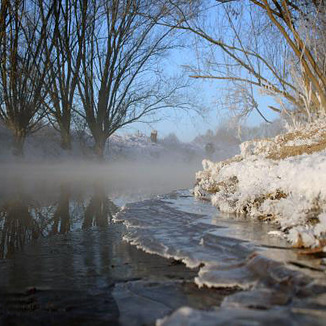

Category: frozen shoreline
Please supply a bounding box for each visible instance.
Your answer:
[114,191,326,325]
[194,119,326,252]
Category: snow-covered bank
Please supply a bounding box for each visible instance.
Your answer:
[194,119,326,251]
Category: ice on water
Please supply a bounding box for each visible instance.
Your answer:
[114,190,326,325]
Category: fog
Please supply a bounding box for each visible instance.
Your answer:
[0,119,284,205]
[0,160,203,205]
[0,124,236,204]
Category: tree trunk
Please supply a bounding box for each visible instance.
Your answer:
[94,137,106,161]
[12,131,26,157]
[60,128,72,151]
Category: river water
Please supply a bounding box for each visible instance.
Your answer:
[0,162,325,325]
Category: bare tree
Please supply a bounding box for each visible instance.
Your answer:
[163,0,326,122]
[0,0,53,156]
[0,0,54,155]
[40,0,87,150]
[76,0,189,159]
[0,0,9,45]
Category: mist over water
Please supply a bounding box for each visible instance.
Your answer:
[0,158,236,326]
[0,159,202,203]
[0,158,202,259]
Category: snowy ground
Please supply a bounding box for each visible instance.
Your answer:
[194,119,326,252]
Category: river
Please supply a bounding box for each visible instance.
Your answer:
[0,162,325,325]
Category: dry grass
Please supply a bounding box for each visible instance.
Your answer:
[298,240,326,254]
[263,127,326,160]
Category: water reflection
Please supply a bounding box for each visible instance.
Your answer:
[0,182,118,259]
[50,184,71,235]
[0,193,41,259]
[83,184,119,229]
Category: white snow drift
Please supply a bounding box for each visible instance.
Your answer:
[194,119,326,250]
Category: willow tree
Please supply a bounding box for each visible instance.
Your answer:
[0,0,53,156]
[77,0,185,159]
[40,0,87,150]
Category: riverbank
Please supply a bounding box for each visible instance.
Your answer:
[194,119,326,254]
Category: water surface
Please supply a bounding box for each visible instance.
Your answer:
[0,162,232,325]
[1,162,325,325]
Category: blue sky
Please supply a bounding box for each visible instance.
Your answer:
[121,3,280,142]
[121,48,279,142]
[123,90,278,142]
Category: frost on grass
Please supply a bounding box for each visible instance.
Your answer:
[194,119,326,251]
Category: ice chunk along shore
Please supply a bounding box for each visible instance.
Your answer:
[114,192,326,324]
[114,192,324,289]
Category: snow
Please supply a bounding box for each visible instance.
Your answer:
[285,138,319,146]
[194,119,326,249]
[112,122,326,323]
